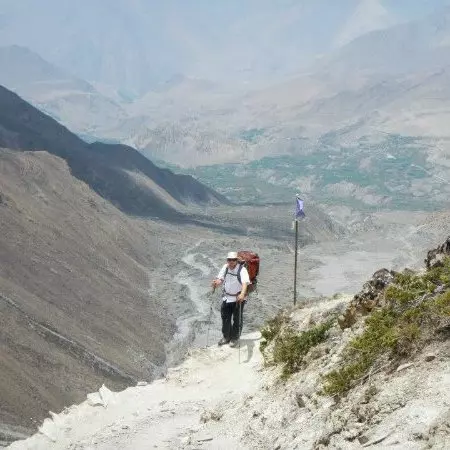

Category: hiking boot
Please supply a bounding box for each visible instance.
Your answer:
[218,337,230,346]
[229,340,239,348]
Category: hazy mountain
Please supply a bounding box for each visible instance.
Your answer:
[0,45,82,89]
[0,45,126,135]
[166,5,450,159]
[237,7,450,117]
[320,6,450,79]
[0,0,447,94]
[241,7,450,146]
[123,6,450,210]
[3,2,450,181]
[93,3,450,167]
[334,0,394,47]
[0,85,228,219]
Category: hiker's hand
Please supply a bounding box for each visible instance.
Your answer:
[237,293,245,303]
[212,279,222,288]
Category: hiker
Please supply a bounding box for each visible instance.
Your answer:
[212,251,250,347]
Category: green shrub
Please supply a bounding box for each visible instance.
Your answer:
[385,271,434,306]
[260,312,288,355]
[394,271,431,291]
[434,290,450,315]
[385,285,415,305]
[273,320,334,379]
[261,258,450,396]
[323,266,450,397]
[423,257,450,285]
[322,358,372,397]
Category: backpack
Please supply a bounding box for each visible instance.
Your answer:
[224,251,260,294]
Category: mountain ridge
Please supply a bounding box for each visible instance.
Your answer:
[0,85,229,219]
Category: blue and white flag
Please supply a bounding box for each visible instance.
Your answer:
[295,197,305,219]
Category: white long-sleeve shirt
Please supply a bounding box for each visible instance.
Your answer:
[216,263,250,303]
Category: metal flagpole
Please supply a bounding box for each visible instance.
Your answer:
[294,219,298,306]
[293,195,305,306]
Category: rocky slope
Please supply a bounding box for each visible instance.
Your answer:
[250,237,450,449]
[0,149,182,442]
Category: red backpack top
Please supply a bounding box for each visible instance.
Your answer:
[237,251,260,293]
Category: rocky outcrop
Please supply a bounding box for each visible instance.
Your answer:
[338,235,450,330]
[425,236,450,269]
[337,268,395,329]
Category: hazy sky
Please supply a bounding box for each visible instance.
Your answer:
[1,0,449,93]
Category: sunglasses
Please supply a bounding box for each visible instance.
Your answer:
[227,258,238,262]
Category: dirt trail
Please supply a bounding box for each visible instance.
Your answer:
[8,331,263,450]
[6,298,345,450]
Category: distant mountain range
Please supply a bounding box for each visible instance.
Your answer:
[2,3,450,212]
[3,3,450,161]
[110,6,450,178]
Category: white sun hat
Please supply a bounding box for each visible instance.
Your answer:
[227,251,238,259]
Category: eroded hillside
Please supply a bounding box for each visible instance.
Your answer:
[0,149,184,441]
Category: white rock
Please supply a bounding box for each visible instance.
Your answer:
[197,436,214,442]
[87,392,104,407]
[99,384,115,407]
[38,418,58,442]
[48,411,62,425]
[396,363,413,372]
[180,436,191,444]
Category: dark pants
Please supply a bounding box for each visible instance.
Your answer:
[221,301,245,341]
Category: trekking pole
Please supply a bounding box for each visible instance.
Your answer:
[205,287,216,348]
[238,300,243,364]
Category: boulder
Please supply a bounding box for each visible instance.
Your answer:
[337,306,357,330]
[338,269,395,329]
[425,237,450,269]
